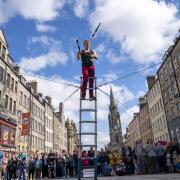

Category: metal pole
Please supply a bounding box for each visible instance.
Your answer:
[78,77,83,180]
[94,77,97,180]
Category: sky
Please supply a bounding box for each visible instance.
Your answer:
[1,0,180,148]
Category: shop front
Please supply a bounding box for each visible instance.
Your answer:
[0,113,17,154]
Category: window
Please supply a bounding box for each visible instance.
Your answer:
[177,103,180,112]
[171,129,174,140]
[5,95,8,109]
[0,41,1,53]
[9,98,12,112]
[173,56,178,70]
[24,95,27,108]
[2,46,6,60]
[176,128,180,142]
[13,101,16,114]
[32,136,34,146]
[6,73,10,87]
[160,99,163,110]
[35,137,37,147]
[35,121,37,131]
[19,92,23,105]
[32,119,34,130]
[11,78,14,91]
[0,66,4,82]
[15,81,18,93]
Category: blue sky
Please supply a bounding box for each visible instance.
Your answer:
[1,0,180,147]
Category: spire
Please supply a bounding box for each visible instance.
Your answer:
[110,85,115,105]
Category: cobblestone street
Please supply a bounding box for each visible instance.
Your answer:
[61,174,180,180]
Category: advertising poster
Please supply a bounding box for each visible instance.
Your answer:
[10,130,15,145]
[21,112,30,136]
[3,128,9,144]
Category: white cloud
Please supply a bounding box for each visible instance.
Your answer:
[0,0,65,25]
[90,0,180,64]
[23,72,135,147]
[73,0,90,18]
[20,36,68,72]
[121,106,139,134]
[36,23,56,32]
[101,72,118,82]
[105,49,127,64]
[20,51,67,72]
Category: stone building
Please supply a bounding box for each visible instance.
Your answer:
[108,87,123,152]
[157,36,180,142]
[53,112,60,153]
[139,96,153,143]
[146,76,170,142]
[53,102,67,153]
[126,113,141,147]
[16,75,30,153]
[58,102,67,152]
[25,81,45,153]
[0,29,70,153]
[44,96,54,153]
[0,30,17,152]
[65,119,78,154]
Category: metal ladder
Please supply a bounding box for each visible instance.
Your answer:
[78,77,97,180]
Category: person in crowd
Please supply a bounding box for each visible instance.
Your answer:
[166,150,173,173]
[0,146,3,180]
[146,139,157,174]
[3,153,9,179]
[125,156,135,175]
[7,154,14,179]
[88,146,94,166]
[134,140,145,175]
[56,154,64,178]
[97,151,103,176]
[18,157,27,180]
[156,141,165,173]
[10,155,18,179]
[102,161,112,176]
[48,150,56,178]
[73,150,78,177]
[63,151,69,178]
[68,154,74,177]
[42,153,48,178]
[116,159,126,176]
[34,155,42,179]
[173,151,180,173]
[28,156,35,180]
[121,146,127,163]
[82,151,89,167]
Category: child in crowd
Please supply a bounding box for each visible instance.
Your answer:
[173,151,180,173]
[166,150,173,173]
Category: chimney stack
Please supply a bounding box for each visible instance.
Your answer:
[59,102,64,121]
[138,96,146,110]
[26,81,38,94]
[13,65,20,75]
[146,75,155,90]
[45,96,52,105]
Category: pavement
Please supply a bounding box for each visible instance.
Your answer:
[49,174,180,180]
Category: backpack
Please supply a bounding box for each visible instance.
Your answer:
[29,161,34,170]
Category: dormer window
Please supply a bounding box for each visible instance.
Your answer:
[0,41,1,54]
[2,45,6,60]
[0,66,4,82]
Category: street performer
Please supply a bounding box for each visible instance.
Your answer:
[77,40,97,100]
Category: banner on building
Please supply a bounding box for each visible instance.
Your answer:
[21,112,30,136]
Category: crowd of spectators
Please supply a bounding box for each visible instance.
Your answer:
[0,140,179,179]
